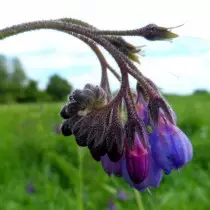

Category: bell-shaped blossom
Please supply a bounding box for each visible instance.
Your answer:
[124,136,149,184]
[150,113,193,175]
[122,152,163,191]
[100,134,150,186]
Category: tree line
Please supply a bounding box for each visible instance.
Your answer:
[0,54,73,103]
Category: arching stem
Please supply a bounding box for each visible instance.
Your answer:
[0,21,143,86]
[0,21,138,102]
[0,20,160,110]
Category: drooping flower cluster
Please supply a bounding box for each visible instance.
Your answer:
[0,17,193,191]
[100,92,193,191]
[60,82,193,191]
[60,84,125,162]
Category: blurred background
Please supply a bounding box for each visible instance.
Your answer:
[0,0,210,209]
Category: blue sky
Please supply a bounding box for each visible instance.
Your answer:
[0,0,210,94]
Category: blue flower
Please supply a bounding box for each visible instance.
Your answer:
[117,189,128,201]
[26,182,36,194]
[150,112,193,175]
[60,84,193,192]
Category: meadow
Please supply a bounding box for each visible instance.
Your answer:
[0,94,209,210]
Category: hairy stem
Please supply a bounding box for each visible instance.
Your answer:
[68,32,118,100]
[0,20,139,80]
[0,20,159,106]
[65,31,121,82]
[0,20,140,102]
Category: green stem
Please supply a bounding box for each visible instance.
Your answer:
[133,189,145,210]
[77,147,84,210]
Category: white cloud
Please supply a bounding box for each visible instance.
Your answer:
[19,53,98,70]
[63,54,210,95]
[139,55,210,94]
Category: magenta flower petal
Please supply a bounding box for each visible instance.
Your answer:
[124,135,149,184]
[122,152,163,191]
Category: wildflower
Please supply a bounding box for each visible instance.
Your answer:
[149,111,193,175]
[119,92,163,191]
[107,200,116,210]
[54,123,61,134]
[124,135,149,184]
[60,83,193,191]
[135,90,192,176]
[26,182,36,194]
[60,84,123,161]
[122,151,163,191]
[117,189,128,201]
[0,16,192,194]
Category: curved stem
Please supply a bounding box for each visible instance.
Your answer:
[57,17,182,39]
[66,31,121,82]
[0,20,157,104]
[0,20,139,79]
[57,18,97,30]
[0,21,138,96]
[107,64,121,82]
[77,35,113,100]
[60,19,157,97]
[123,73,137,118]
[69,32,118,100]
[57,17,152,37]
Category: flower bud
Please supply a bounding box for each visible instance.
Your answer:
[150,114,193,174]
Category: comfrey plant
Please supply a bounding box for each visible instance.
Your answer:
[0,18,193,191]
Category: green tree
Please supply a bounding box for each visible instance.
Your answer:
[0,55,13,103]
[9,57,28,102]
[21,79,39,102]
[0,55,8,84]
[10,57,27,86]
[46,74,72,101]
[23,79,52,102]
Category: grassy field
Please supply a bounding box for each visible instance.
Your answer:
[0,94,209,210]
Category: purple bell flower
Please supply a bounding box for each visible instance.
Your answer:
[122,148,163,191]
[150,112,193,175]
[101,135,150,186]
[119,94,162,191]
[124,136,149,184]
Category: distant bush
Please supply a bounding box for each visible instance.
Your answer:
[0,54,73,104]
[193,89,209,95]
[46,74,73,102]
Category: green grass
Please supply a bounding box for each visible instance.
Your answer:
[0,95,209,210]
